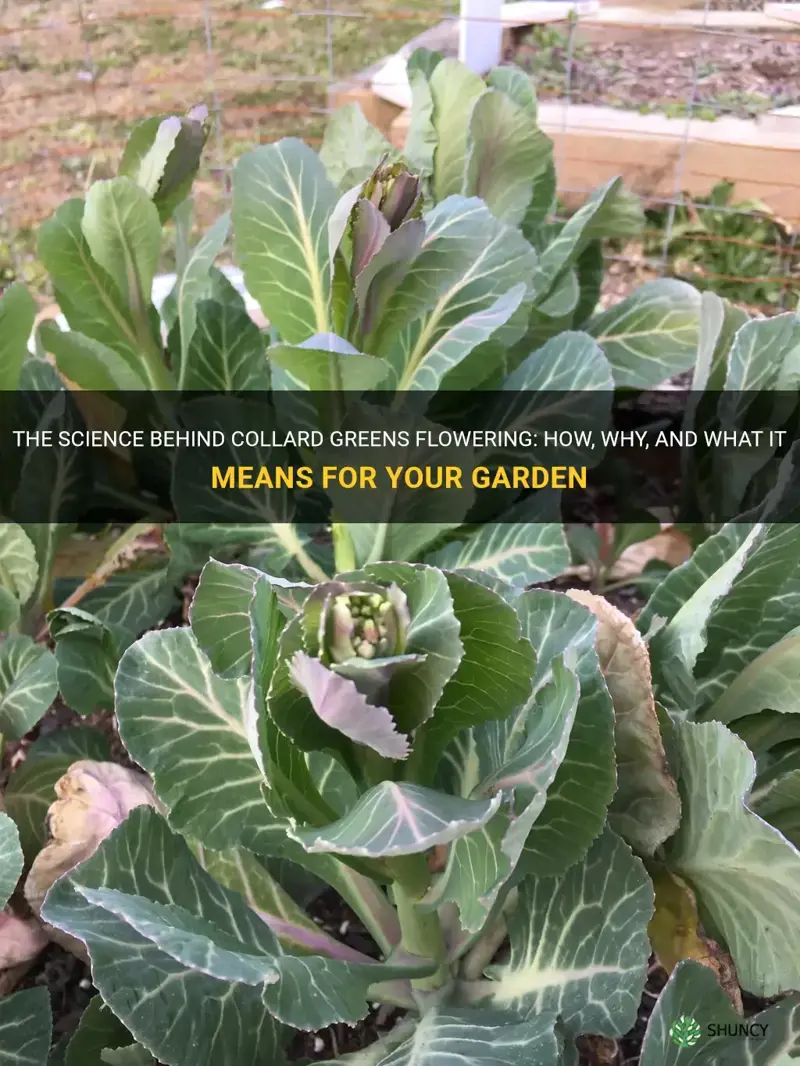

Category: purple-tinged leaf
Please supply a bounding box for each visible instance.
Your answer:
[289,652,410,760]
[351,199,390,277]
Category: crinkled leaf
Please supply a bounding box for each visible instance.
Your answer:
[291,781,502,858]
[0,283,37,390]
[233,139,337,342]
[289,652,410,760]
[567,590,681,855]
[48,607,134,715]
[0,636,58,740]
[490,827,653,1041]
[669,720,800,996]
[5,727,111,860]
[587,278,701,388]
[0,523,38,629]
[0,987,52,1066]
[115,627,278,851]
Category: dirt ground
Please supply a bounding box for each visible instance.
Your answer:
[0,0,444,293]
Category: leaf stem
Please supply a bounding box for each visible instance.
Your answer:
[389,854,448,991]
[271,524,329,584]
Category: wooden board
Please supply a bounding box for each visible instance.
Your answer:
[390,103,800,220]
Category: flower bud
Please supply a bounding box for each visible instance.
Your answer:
[322,583,410,664]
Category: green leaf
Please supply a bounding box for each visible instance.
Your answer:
[0,283,37,389]
[180,298,270,391]
[176,212,230,376]
[0,523,38,630]
[503,329,613,394]
[81,178,162,316]
[669,720,800,996]
[413,570,535,772]
[0,811,23,908]
[319,104,395,187]
[425,657,579,931]
[366,1009,561,1066]
[0,987,52,1066]
[191,560,262,677]
[403,52,441,178]
[291,781,502,858]
[587,278,701,388]
[268,338,388,392]
[0,636,58,741]
[487,65,538,118]
[425,514,569,588]
[429,59,487,201]
[707,629,800,725]
[38,324,148,390]
[403,284,527,392]
[101,1047,153,1066]
[640,959,800,1066]
[77,558,183,635]
[115,626,277,851]
[512,590,616,877]
[724,312,800,392]
[233,138,338,342]
[751,768,800,848]
[465,90,553,228]
[118,108,209,223]
[5,727,111,860]
[42,807,286,1066]
[48,607,134,715]
[64,995,133,1066]
[490,827,653,1041]
[37,200,141,366]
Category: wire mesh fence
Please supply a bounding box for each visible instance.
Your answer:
[1,0,798,313]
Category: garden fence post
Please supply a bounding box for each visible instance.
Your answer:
[458,0,504,72]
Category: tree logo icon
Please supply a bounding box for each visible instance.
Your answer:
[669,1016,703,1047]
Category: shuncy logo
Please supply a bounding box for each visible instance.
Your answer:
[669,1016,703,1048]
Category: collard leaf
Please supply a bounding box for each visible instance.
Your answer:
[289,652,410,760]
[64,995,133,1066]
[5,727,111,860]
[566,590,681,855]
[0,636,58,740]
[319,103,396,187]
[268,338,388,392]
[487,64,538,118]
[0,987,52,1066]
[0,523,38,629]
[369,1009,561,1066]
[49,607,134,715]
[513,590,617,877]
[425,509,569,587]
[44,808,429,1043]
[101,1047,153,1066]
[669,720,800,996]
[176,212,230,374]
[42,807,286,1066]
[118,108,209,223]
[587,278,701,388]
[0,810,24,908]
[190,559,262,677]
[37,199,141,367]
[707,630,800,725]
[78,556,184,634]
[115,626,278,851]
[81,178,162,316]
[290,781,502,858]
[429,59,487,201]
[465,89,553,228]
[39,325,148,391]
[640,959,800,1066]
[180,298,270,391]
[490,827,653,1040]
[413,570,535,772]
[724,311,800,393]
[0,283,37,389]
[751,769,800,847]
[233,138,338,342]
